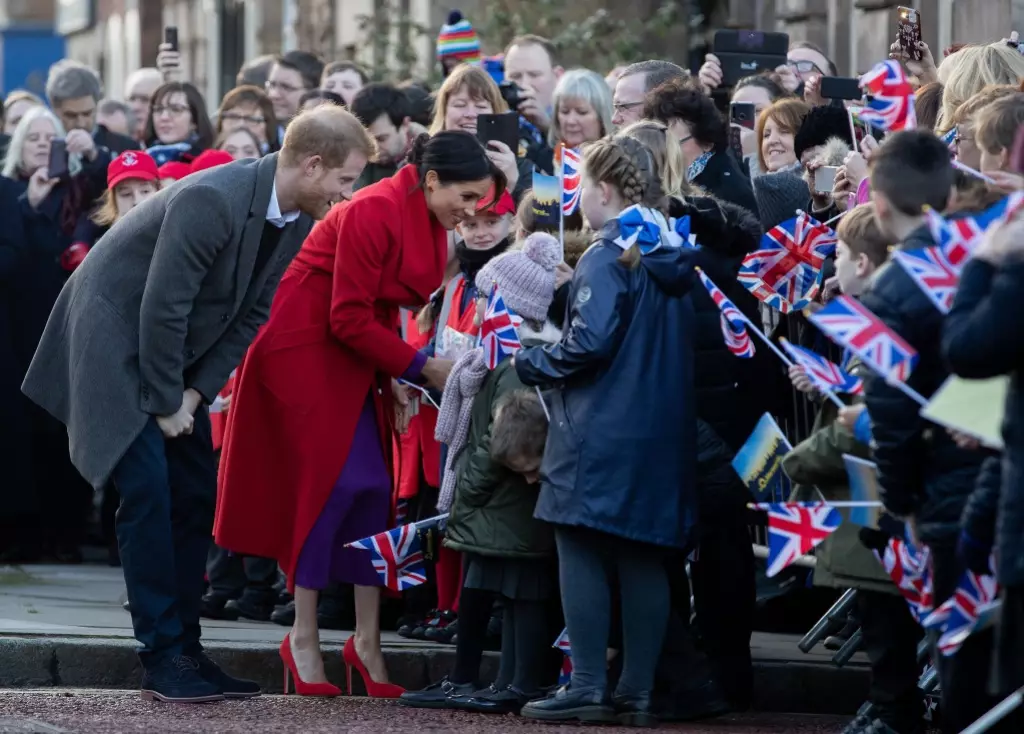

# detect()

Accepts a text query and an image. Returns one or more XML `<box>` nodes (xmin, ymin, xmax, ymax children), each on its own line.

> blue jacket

<box><xmin>514</xmin><ymin>219</ymin><xmax>699</xmax><ymax>549</ymax></box>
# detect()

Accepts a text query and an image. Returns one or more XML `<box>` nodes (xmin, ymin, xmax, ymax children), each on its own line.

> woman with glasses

<box><xmin>216</xmin><ymin>85</ymin><xmax>279</xmax><ymax>154</ymax></box>
<box><xmin>143</xmin><ymin>81</ymin><xmax>215</xmax><ymax>166</ymax></box>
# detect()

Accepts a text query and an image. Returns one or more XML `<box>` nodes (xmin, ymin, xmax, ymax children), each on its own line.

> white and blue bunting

<box><xmin>613</xmin><ymin>206</ymin><xmax>698</xmax><ymax>255</ymax></box>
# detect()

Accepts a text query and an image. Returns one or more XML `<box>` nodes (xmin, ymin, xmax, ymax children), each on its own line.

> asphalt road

<box><xmin>0</xmin><ymin>690</ymin><xmax>848</xmax><ymax>734</ymax></box>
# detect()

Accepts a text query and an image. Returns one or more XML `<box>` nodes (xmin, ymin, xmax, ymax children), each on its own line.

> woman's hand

<box><xmin>391</xmin><ymin>379</ymin><xmax>413</xmax><ymax>434</ymax></box>
<box><xmin>773</xmin><ymin>63</ymin><xmax>801</xmax><ymax>94</ymax></box>
<box><xmin>831</xmin><ymin>165</ymin><xmax>854</xmax><ymax>211</ymax></box>
<box><xmin>889</xmin><ymin>39</ymin><xmax>939</xmax><ymax>85</ymax></box>
<box><xmin>27</xmin><ymin>167</ymin><xmax>59</xmax><ymax>210</ymax></box>
<box><xmin>555</xmin><ymin>262</ymin><xmax>573</xmax><ymax>289</ymax></box>
<box><xmin>421</xmin><ymin>357</ymin><xmax>454</xmax><ymax>391</ymax></box>
<box><xmin>805</xmin><ymin>159</ymin><xmax>833</xmax><ymax>210</ymax></box>
<box><xmin>803</xmin><ymin>74</ymin><xmax>825</xmax><ymax>107</ymax></box>
<box><xmin>859</xmin><ymin>134</ymin><xmax>880</xmax><ymax>162</ymax></box>
<box><xmin>697</xmin><ymin>54</ymin><xmax>723</xmax><ymax>95</ymax></box>
<box><xmin>485</xmin><ymin>140</ymin><xmax>518</xmax><ymax>194</ymax></box>
<box><xmin>843</xmin><ymin>151</ymin><xmax>869</xmax><ymax>190</ymax></box>
<box><xmin>986</xmin><ymin>170</ymin><xmax>1024</xmax><ymax>194</ymax></box>
<box><xmin>973</xmin><ymin>214</ymin><xmax>1024</xmax><ymax>265</ymax></box>
<box><xmin>156</xmin><ymin>43</ymin><xmax>184</xmax><ymax>82</ymax></box>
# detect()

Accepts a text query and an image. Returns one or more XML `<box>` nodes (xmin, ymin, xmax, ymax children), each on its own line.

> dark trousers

<box><xmin>929</xmin><ymin>542</ymin><xmax>1003</xmax><ymax>734</ymax></box>
<box><xmin>856</xmin><ymin>589</ymin><xmax>923</xmax><ymax>728</ymax></box>
<box><xmin>206</xmin><ymin>544</ymin><xmax>278</xmax><ymax>603</ymax></box>
<box><xmin>111</xmin><ymin>411</ymin><xmax>217</xmax><ymax>665</ymax></box>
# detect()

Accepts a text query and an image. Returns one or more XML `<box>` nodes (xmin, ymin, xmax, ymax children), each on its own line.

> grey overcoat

<box><xmin>21</xmin><ymin>153</ymin><xmax>313</xmax><ymax>489</ymax></box>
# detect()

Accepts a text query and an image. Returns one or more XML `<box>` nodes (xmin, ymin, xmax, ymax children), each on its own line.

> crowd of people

<box><xmin>3</xmin><ymin>6</ymin><xmax>1024</xmax><ymax>733</ymax></box>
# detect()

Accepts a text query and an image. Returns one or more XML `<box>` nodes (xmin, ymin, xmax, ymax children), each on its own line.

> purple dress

<box><xmin>293</xmin><ymin>353</ymin><xmax>427</xmax><ymax>590</ymax></box>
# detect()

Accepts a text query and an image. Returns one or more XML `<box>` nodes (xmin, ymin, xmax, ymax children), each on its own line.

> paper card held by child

<box><xmin>732</xmin><ymin>413</ymin><xmax>792</xmax><ymax>503</ymax></box>
<box><xmin>919</xmin><ymin>375</ymin><xmax>1008</xmax><ymax>451</ymax></box>
<box><xmin>531</xmin><ymin>170</ymin><xmax>560</xmax><ymax>226</ymax></box>
<box><xmin>842</xmin><ymin>454</ymin><xmax>882</xmax><ymax>528</ymax></box>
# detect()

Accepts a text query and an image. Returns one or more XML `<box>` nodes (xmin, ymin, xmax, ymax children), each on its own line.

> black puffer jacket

<box><xmin>943</xmin><ymin>255</ymin><xmax>1024</xmax><ymax>585</ymax></box>
<box><xmin>670</xmin><ymin>195</ymin><xmax>774</xmax><ymax>451</ymax></box>
<box><xmin>860</xmin><ymin>225</ymin><xmax>985</xmax><ymax>544</ymax></box>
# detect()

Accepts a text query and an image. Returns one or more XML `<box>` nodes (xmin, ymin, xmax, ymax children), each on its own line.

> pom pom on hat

<box><xmin>475</xmin><ymin>232</ymin><xmax>561</xmax><ymax>322</ymax></box>
<box><xmin>437</xmin><ymin>9</ymin><xmax>481</xmax><ymax>66</ymax></box>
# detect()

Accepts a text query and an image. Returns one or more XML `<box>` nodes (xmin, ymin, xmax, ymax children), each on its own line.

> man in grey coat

<box><xmin>22</xmin><ymin>106</ymin><xmax>376</xmax><ymax>703</ymax></box>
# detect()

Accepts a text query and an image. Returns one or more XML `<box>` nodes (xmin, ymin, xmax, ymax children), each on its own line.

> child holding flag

<box><xmin>514</xmin><ymin>136</ymin><xmax>698</xmax><ymax>727</ymax></box>
<box><xmin>400</xmin><ymin>232</ymin><xmax>562</xmax><ymax>712</ymax></box>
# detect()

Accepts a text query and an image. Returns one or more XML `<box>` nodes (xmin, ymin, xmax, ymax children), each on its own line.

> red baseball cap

<box><xmin>476</xmin><ymin>185</ymin><xmax>515</xmax><ymax>216</ymax></box>
<box><xmin>107</xmin><ymin>150</ymin><xmax>158</xmax><ymax>189</ymax></box>
<box><xmin>190</xmin><ymin>149</ymin><xmax>235</xmax><ymax>174</ymax></box>
<box><xmin>158</xmin><ymin>161</ymin><xmax>191</xmax><ymax>181</ymax></box>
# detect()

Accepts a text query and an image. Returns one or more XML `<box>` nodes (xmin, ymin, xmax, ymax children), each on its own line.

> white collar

<box><xmin>266</xmin><ymin>180</ymin><xmax>300</xmax><ymax>228</ymax></box>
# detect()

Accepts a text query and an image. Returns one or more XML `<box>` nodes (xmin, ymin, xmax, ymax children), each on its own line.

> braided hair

<box><xmin>582</xmin><ymin>135</ymin><xmax>667</xmax><ymax>267</ymax></box>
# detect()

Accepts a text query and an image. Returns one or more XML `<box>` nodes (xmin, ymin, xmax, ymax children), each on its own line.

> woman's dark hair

<box><xmin>914</xmin><ymin>81</ymin><xmax>944</xmax><ymax>131</ymax></box>
<box><xmin>217</xmin><ymin>84</ymin><xmax>278</xmax><ymax>150</ymax></box>
<box><xmin>643</xmin><ymin>78</ymin><xmax>728</xmax><ymax>151</ymax></box>
<box><xmin>406</xmin><ymin>131</ymin><xmax>507</xmax><ymax>202</ymax></box>
<box><xmin>145</xmin><ymin>81</ymin><xmax>215</xmax><ymax>149</ymax></box>
<box><xmin>734</xmin><ymin>73</ymin><xmax>791</xmax><ymax>102</ymax></box>
<box><xmin>399</xmin><ymin>80</ymin><xmax>435</xmax><ymax>127</ymax></box>
<box><xmin>299</xmin><ymin>89</ymin><xmax>346</xmax><ymax>109</ymax></box>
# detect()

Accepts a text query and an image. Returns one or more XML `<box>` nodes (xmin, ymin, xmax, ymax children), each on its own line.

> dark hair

<box><xmin>490</xmin><ymin>390</ymin><xmax>548</xmax><ymax>467</ymax></box>
<box><xmin>276</xmin><ymin>50</ymin><xmax>325</xmax><ymax>90</ymax></box>
<box><xmin>869</xmin><ymin>130</ymin><xmax>955</xmax><ymax>216</ymax></box>
<box><xmin>145</xmin><ymin>81</ymin><xmax>215</xmax><ymax>149</ymax></box>
<box><xmin>505</xmin><ymin>34</ymin><xmax>560</xmax><ymax>68</ymax></box>
<box><xmin>644</xmin><ymin>78</ymin><xmax>727</xmax><ymax>150</ymax></box>
<box><xmin>299</xmin><ymin>89</ymin><xmax>346</xmax><ymax>109</ymax></box>
<box><xmin>236</xmin><ymin>54</ymin><xmax>276</xmax><ymax>88</ymax></box>
<box><xmin>350</xmin><ymin>83</ymin><xmax>411</xmax><ymax>129</ymax></box>
<box><xmin>322</xmin><ymin>60</ymin><xmax>369</xmax><ymax>86</ymax></box>
<box><xmin>217</xmin><ymin>85</ymin><xmax>278</xmax><ymax>152</ymax></box>
<box><xmin>621</xmin><ymin>59</ymin><xmax>689</xmax><ymax>93</ymax></box>
<box><xmin>734</xmin><ymin>73</ymin><xmax>791</xmax><ymax>102</ymax></box>
<box><xmin>399</xmin><ymin>81</ymin><xmax>435</xmax><ymax>127</ymax></box>
<box><xmin>914</xmin><ymin>82</ymin><xmax>944</xmax><ymax>132</ymax></box>
<box><xmin>789</xmin><ymin>41</ymin><xmax>838</xmax><ymax>76</ymax></box>
<box><xmin>406</xmin><ymin>131</ymin><xmax>507</xmax><ymax>197</ymax></box>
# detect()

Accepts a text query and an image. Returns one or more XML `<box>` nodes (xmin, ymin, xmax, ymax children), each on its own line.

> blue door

<box><xmin>2</xmin><ymin>29</ymin><xmax>66</xmax><ymax>97</ymax></box>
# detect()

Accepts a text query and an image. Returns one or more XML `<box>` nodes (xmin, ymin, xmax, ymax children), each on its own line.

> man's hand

<box><xmin>773</xmin><ymin>63</ymin><xmax>801</xmax><ymax>94</ymax></box>
<box><xmin>156</xmin><ymin>43</ymin><xmax>184</xmax><ymax>82</ymax></box>
<box><xmin>156</xmin><ymin>389</ymin><xmax>204</xmax><ymax>439</ymax></box>
<box><xmin>27</xmin><ymin>167</ymin><xmax>60</xmax><ymax>210</ymax></box>
<box><xmin>182</xmin><ymin>387</ymin><xmax>203</xmax><ymax>415</ymax></box>
<box><xmin>65</xmin><ymin>129</ymin><xmax>97</xmax><ymax>161</ymax></box>
<box><xmin>515</xmin><ymin>88</ymin><xmax>551</xmax><ymax>133</ymax></box>
<box><xmin>788</xmin><ymin>365</ymin><xmax>817</xmax><ymax>395</ymax></box>
<box><xmin>697</xmin><ymin>54</ymin><xmax>723</xmax><ymax>95</ymax></box>
<box><xmin>421</xmin><ymin>357</ymin><xmax>454</xmax><ymax>391</ymax></box>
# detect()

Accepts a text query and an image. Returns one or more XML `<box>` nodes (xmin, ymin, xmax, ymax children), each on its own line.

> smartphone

<box><xmin>475</xmin><ymin>113</ymin><xmax>519</xmax><ymax>153</ymax></box>
<box><xmin>729</xmin><ymin>101</ymin><xmax>757</xmax><ymax>131</ymax></box>
<box><xmin>820</xmin><ymin>76</ymin><xmax>862</xmax><ymax>101</ymax></box>
<box><xmin>164</xmin><ymin>26</ymin><xmax>179</xmax><ymax>52</ymax></box>
<box><xmin>713</xmin><ymin>29</ymin><xmax>789</xmax><ymax>87</ymax></box>
<box><xmin>814</xmin><ymin>166</ymin><xmax>838</xmax><ymax>194</ymax></box>
<box><xmin>47</xmin><ymin>138</ymin><xmax>69</xmax><ymax>179</ymax></box>
<box><xmin>728</xmin><ymin>126</ymin><xmax>744</xmax><ymax>162</ymax></box>
<box><xmin>897</xmin><ymin>6</ymin><xmax>922</xmax><ymax>61</ymax></box>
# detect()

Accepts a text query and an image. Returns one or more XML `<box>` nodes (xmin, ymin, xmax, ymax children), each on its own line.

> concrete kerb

<box><xmin>0</xmin><ymin>636</ymin><xmax>868</xmax><ymax>714</ymax></box>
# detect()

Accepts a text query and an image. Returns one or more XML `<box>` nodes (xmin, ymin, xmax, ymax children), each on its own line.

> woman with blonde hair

<box><xmin>936</xmin><ymin>43</ymin><xmax>1024</xmax><ymax>130</ymax></box>
<box><xmin>616</xmin><ymin>119</ymin><xmax>690</xmax><ymax>199</ymax></box>
<box><xmin>549</xmin><ymin>69</ymin><xmax>613</xmax><ymax>150</ymax></box>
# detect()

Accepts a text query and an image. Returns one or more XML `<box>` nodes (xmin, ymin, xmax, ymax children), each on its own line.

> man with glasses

<box><xmin>266</xmin><ymin>51</ymin><xmax>324</xmax><ymax>145</ymax></box>
<box><xmin>46</xmin><ymin>60</ymin><xmax>139</xmax><ymax>158</ymax></box>
<box><xmin>611</xmin><ymin>59</ymin><xmax>689</xmax><ymax>129</ymax></box>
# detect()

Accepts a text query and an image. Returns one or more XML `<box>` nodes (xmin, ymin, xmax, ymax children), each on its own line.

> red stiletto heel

<box><xmin>342</xmin><ymin>637</ymin><xmax>405</xmax><ymax>698</ymax></box>
<box><xmin>279</xmin><ymin>633</ymin><xmax>341</xmax><ymax>697</ymax></box>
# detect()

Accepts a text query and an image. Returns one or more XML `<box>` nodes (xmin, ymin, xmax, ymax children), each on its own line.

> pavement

<box><xmin>0</xmin><ymin>565</ymin><xmax>870</xmax><ymax>718</ymax></box>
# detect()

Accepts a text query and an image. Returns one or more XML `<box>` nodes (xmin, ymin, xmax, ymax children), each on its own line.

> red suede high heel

<box><xmin>279</xmin><ymin>633</ymin><xmax>341</xmax><ymax>697</ymax></box>
<box><xmin>342</xmin><ymin>637</ymin><xmax>405</xmax><ymax>698</ymax></box>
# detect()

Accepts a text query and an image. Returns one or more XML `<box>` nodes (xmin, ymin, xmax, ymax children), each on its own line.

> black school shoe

<box><xmin>399</xmin><ymin>677</ymin><xmax>475</xmax><ymax>708</ymax></box>
<box><xmin>190</xmin><ymin>650</ymin><xmax>261</xmax><ymax>699</ymax></box>
<box><xmin>520</xmin><ymin>685</ymin><xmax>617</xmax><ymax>723</ymax></box>
<box><xmin>224</xmin><ymin>594</ymin><xmax>273</xmax><ymax>622</ymax></box>
<box><xmin>614</xmin><ymin>692</ymin><xmax>658</xmax><ymax>728</ymax></box>
<box><xmin>451</xmin><ymin>684</ymin><xmax>539</xmax><ymax>715</ymax></box>
<box><xmin>140</xmin><ymin>655</ymin><xmax>224</xmax><ymax>703</ymax></box>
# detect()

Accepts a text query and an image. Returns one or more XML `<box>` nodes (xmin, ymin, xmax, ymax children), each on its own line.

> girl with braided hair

<box><xmin>514</xmin><ymin>135</ymin><xmax>700</xmax><ymax>727</ymax></box>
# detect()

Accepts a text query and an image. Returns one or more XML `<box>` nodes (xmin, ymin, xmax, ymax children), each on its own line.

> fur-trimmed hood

<box><xmin>669</xmin><ymin>194</ymin><xmax>762</xmax><ymax>259</ymax></box>
<box><xmin>562</xmin><ymin>227</ymin><xmax>594</xmax><ymax>269</ymax></box>
<box><xmin>802</xmin><ymin>136</ymin><xmax>852</xmax><ymax>193</ymax></box>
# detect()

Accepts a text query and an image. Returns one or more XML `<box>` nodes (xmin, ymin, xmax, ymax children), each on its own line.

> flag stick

<box><xmin>891</xmin><ymin>377</ymin><xmax>929</xmax><ymax>407</ymax></box>
<box><xmin>822</xmin><ymin>210</ymin><xmax>846</xmax><ymax>227</ymax></box>
<box><xmin>398</xmin><ymin>379</ymin><xmax>440</xmax><ymax>409</ymax></box>
<box><xmin>777</xmin><ymin>337</ymin><xmax>849</xmax><ymax>409</ymax></box>
<box><xmin>535</xmin><ymin>386</ymin><xmax>551</xmax><ymax>422</ymax></box>
<box><xmin>847</xmin><ymin>107</ymin><xmax>858</xmax><ymax>154</ymax></box>
<box><xmin>952</xmin><ymin>159</ymin><xmax>996</xmax><ymax>184</ymax></box>
<box><xmin>749</xmin><ymin>500</ymin><xmax>882</xmax><ymax>510</ymax></box>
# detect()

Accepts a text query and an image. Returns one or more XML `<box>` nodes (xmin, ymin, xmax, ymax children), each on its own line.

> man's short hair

<box><xmin>279</xmin><ymin>105</ymin><xmax>377</xmax><ymax>169</ymax></box>
<box><xmin>490</xmin><ymin>390</ymin><xmax>548</xmax><ymax>467</ymax></box>
<box><xmin>869</xmin><ymin>130</ymin><xmax>954</xmax><ymax>216</ymax></box>
<box><xmin>620</xmin><ymin>59</ymin><xmax>688</xmax><ymax>93</ymax></box>
<box><xmin>46</xmin><ymin>60</ymin><xmax>103</xmax><ymax>106</ymax></box>
<box><xmin>98</xmin><ymin>98</ymin><xmax>134</xmax><ymax>128</ymax></box>
<box><xmin>275</xmin><ymin>50</ymin><xmax>325</xmax><ymax>90</ymax></box>
<box><xmin>504</xmin><ymin>34</ymin><xmax>559</xmax><ymax>67</ymax></box>
<box><xmin>835</xmin><ymin>203</ymin><xmax>890</xmax><ymax>267</ymax></box>
<box><xmin>236</xmin><ymin>54</ymin><xmax>276</xmax><ymax>88</ymax></box>
<box><xmin>350</xmin><ymin>83</ymin><xmax>412</xmax><ymax>130</ymax></box>
<box><xmin>975</xmin><ymin>93</ymin><xmax>1024</xmax><ymax>154</ymax></box>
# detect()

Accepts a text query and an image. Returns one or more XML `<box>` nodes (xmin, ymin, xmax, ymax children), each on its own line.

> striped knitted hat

<box><xmin>436</xmin><ymin>10</ymin><xmax>481</xmax><ymax>66</ymax></box>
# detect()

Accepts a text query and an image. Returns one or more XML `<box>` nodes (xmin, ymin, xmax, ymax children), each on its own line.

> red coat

<box><xmin>214</xmin><ymin>165</ymin><xmax>447</xmax><ymax>584</ymax></box>
<box><xmin>393</xmin><ymin>310</ymin><xmax>440</xmax><ymax>500</ymax></box>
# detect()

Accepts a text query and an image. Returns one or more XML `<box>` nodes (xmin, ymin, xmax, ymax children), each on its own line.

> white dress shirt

<box><xmin>266</xmin><ymin>180</ymin><xmax>300</xmax><ymax>228</ymax></box>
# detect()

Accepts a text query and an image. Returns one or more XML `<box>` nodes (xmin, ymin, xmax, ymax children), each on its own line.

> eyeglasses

<box><xmin>954</xmin><ymin>135</ymin><xmax>974</xmax><ymax>147</ymax></box>
<box><xmin>221</xmin><ymin>112</ymin><xmax>266</xmax><ymax>125</ymax></box>
<box><xmin>266</xmin><ymin>80</ymin><xmax>302</xmax><ymax>95</ymax></box>
<box><xmin>612</xmin><ymin>101</ymin><xmax>644</xmax><ymax>114</ymax></box>
<box><xmin>153</xmin><ymin>104</ymin><xmax>190</xmax><ymax>117</ymax></box>
<box><xmin>787</xmin><ymin>60</ymin><xmax>825</xmax><ymax>75</ymax></box>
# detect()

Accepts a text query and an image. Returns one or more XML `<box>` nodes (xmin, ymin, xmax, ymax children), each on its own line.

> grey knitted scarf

<box><xmin>434</xmin><ymin>347</ymin><xmax>490</xmax><ymax>512</ymax></box>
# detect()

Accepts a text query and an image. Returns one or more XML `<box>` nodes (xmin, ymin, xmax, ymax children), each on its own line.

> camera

<box><xmin>499</xmin><ymin>81</ymin><xmax>523</xmax><ymax>111</ymax></box>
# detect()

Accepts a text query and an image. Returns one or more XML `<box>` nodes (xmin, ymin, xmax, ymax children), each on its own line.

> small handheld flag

<box><xmin>780</xmin><ymin>338</ymin><xmax>863</xmax><ymax>395</ymax></box>
<box><xmin>559</xmin><ymin>146</ymin><xmax>582</xmax><ymax>216</ymax></box>
<box><xmin>858</xmin><ymin>60</ymin><xmax>916</xmax><ymax>131</ymax></box>
<box><xmin>698</xmin><ymin>270</ymin><xmax>755</xmax><ymax>358</ymax></box>
<box><xmin>480</xmin><ymin>286</ymin><xmax>522</xmax><ymax>369</ymax></box>
<box><xmin>761</xmin><ymin>503</ymin><xmax>842</xmax><ymax>577</ymax></box>
<box><xmin>347</xmin><ymin>525</ymin><xmax>428</xmax><ymax>591</ymax></box>
<box><xmin>875</xmin><ymin>536</ymin><xmax>933</xmax><ymax>624</ymax></box>
<box><xmin>922</xmin><ymin>567</ymin><xmax>999</xmax><ymax>656</ymax></box>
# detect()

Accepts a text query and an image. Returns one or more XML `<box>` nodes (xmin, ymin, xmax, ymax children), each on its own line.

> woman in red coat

<box><xmin>215</xmin><ymin>131</ymin><xmax>504</xmax><ymax>697</ymax></box>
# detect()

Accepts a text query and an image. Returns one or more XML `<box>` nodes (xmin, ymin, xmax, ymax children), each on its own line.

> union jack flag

<box><xmin>560</xmin><ymin>145</ymin><xmax>582</xmax><ymax>216</ymax></box>
<box><xmin>808</xmin><ymin>295</ymin><xmax>918</xmax><ymax>383</ymax></box>
<box><xmin>922</xmin><ymin>568</ymin><xmax>999</xmax><ymax>656</ymax></box>
<box><xmin>740</xmin><ymin>212</ymin><xmax>836</xmax><ymax>308</ymax></box>
<box><xmin>553</xmin><ymin>629</ymin><xmax>572</xmax><ymax>685</ymax></box>
<box><xmin>761</xmin><ymin>503</ymin><xmax>842</xmax><ymax>578</ymax></box>
<box><xmin>699</xmin><ymin>271</ymin><xmax>755</xmax><ymax>358</ymax></box>
<box><xmin>942</xmin><ymin>126</ymin><xmax>957</xmax><ymax>153</ymax></box>
<box><xmin>858</xmin><ymin>60</ymin><xmax>916</xmax><ymax>131</ymax></box>
<box><xmin>737</xmin><ymin>272</ymin><xmax>794</xmax><ymax>314</ymax></box>
<box><xmin>892</xmin><ymin>246</ymin><xmax>960</xmax><ymax>314</ymax></box>
<box><xmin>780</xmin><ymin>338</ymin><xmax>863</xmax><ymax>395</ymax></box>
<box><xmin>347</xmin><ymin>524</ymin><xmax>428</xmax><ymax>591</ymax></box>
<box><xmin>927</xmin><ymin>192</ymin><xmax>1024</xmax><ymax>271</ymax></box>
<box><xmin>875</xmin><ymin>536</ymin><xmax>933</xmax><ymax>623</ymax></box>
<box><xmin>480</xmin><ymin>286</ymin><xmax>522</xmax><ymax>369</ymax></box>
